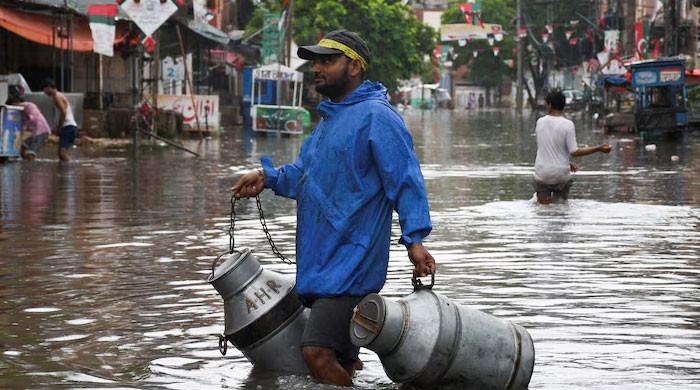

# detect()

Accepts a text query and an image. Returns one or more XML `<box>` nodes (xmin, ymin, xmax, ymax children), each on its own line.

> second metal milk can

<box><xmin>350</xmin><ymin>280</ymin><xmax>535</xmax><ymax>389</ymax></box>
<box><xmin>208</xmin><ymin>248</ymin><xmax>309</xmax><ymax>373</ymax></box>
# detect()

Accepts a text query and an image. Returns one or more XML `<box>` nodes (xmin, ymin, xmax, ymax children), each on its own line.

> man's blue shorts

<box><xmin>59</xmin><ymin>125</ymin><xmax>79</xmax><ymax>149</ymax></box>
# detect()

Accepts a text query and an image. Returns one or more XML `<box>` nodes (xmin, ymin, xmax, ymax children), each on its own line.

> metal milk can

<box><xmin>208</xmin><ymin>248</ymin><xmax>309</xmax><ymax>373</ymax></box>
<box><xmin>350</xmin><ymin>277</ymin><xmax>535</xmax><ymax>389</ymax></box>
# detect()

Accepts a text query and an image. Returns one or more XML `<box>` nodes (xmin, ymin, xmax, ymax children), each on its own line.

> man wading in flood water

<box><xmin>533</xmin><ymin>90</ymin><xmax>612</xmax><ymax>204</ymax></box>
<box><xmin>42</xmin><ymin>79</ymin><xmax>79</xmax><ymax>162</ymax></box>
<box><xmin>231</xmin><ymin>30</ymin><xmax>436</xmax><ymax>386</ymax></box>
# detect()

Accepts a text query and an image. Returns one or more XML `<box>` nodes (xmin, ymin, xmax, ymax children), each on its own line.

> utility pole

<box><xmin>516</xmin><ymin>0</ymin><xmax>523</xmax><ymax>110</ymax></box>
<box><xmin>670</xmin><ymin>0</ymin><xmax>678</xmax><ymax>56</ymax></box>
<box><xmin>286</xmin><ymin>0</ymin><xmax>293</xmax><ymax>67</ymax></box>
<box><xmin>665</xmin><ymin>0</ymin><xmax>678</xmax><ymax>56</ymax></box>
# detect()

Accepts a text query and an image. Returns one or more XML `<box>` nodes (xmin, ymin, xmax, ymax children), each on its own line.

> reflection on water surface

<box><xmin>1</xmin><ymin>110</ymin><xmax>699</xmax><ymax>389</ymax></box>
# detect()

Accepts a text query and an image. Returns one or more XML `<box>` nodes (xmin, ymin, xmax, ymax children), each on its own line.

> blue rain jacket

<box><xmin>261</xmin><ymin>81</ymin><xmax>431</xmax><ymax>298</ymax></box>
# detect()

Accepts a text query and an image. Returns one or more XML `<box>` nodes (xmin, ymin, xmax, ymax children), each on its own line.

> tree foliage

<box><xmin>245</xmin><ymin>0</ymin><xmax>436</xmax><ymax>93</ymax></box>
<box><xmin>442</xmin><ymin>0</ymin><xmax>514</xmax><ymax>27</ymax></box>
<box><xmin>293</xmin><ymin>0</ymin><xmax>436</xmax><ymax>92</ymax></box>
<box><xmin>441</xmin><ymin>0</ymin><xmax>516</xmax><ymax>87</ymax></box>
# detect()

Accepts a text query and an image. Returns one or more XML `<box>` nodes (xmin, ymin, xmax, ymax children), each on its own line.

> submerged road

<box><xmin>1</xmin><ymin>109</ymin><xmax>699</xmax><ymax>389</ymax></box>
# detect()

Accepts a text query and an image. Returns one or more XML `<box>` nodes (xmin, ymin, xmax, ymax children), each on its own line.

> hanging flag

<box><xmin>142</xmin><ymin>35</ymin><xmax>156</xmax><ymax>54</ymax></box>
<box><xmin>651</xmin><ymin>39</ymin><xmax>660</xmax><ymax>58</ymax></box>
<box><xmin>518</xmin><ymin>27</ymin><xmax>527</xmax><ymax>39</ymax></box>
<box><xmin>193</xmin><ymin>0</ymin><xmax>209</xmax><ymax>25</ymax></box>
<box><xmin>472</xmin><ymin>1</ymin><xmax>483</xmax><ymax>27</ymax></box>
<box><xmin>459</xmin><ymin>1</ymin><xmax>484</xmax><ymax>26</ymax></box>
<box><xmin>604</xmin><ymin>30</ymin><xmax>620</xmax><ymax>54</ymax></box>
<box><xmin>87</xmin><ymin>4</ymin><xmax>118</xmax><ymax>56</ymax></box>
<box><xmin>635</xmin><ymin>20</ymin><xmax>649</xmax><ymax>59</ymax></box>
<box><xmin>459</xmin><ymin>3</ymin><xmax>473</xmax><ymax>25</ymax></box>
<box><xmin>492</xmin><ymin>46</ymin><xmax>499</xmax><ymax>56</ymax></box>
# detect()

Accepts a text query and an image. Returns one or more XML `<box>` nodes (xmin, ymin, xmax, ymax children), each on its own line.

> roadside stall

<box><xmin>251</xmin><ymin>63</ymin><xmax>308</xmax><ymax>135</ymax></box>
<box><xmin>630</xmin><ymin>58</ymin><xmax>688</xmax><ymax>136</ymax></box>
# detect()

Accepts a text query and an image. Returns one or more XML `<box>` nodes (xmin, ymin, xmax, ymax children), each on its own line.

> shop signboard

<box><xmin>252</xmin><ymin>105</ymin><xmax>307</xmax><ymax>134</ymax></box>
<box><xmin>157</xmin><ymin>95</ymin><xmax>219</xmax><ymax>131</ymax></box>
<box><xmin>262</xmin><ymin>12</ymin><xmax>281</xmax><ymax>65</ymax></box>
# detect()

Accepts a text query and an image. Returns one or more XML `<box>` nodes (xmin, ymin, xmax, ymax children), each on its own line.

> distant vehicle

<box><xmin>409</xmin><ymin>84</ymin><xmax>452</xmax><ymax>109</ymax></box>
<box><xmin>435</xmin><ymin>88</ymin><xmax>452</xmax><ymax>108</ymax></box>
<box><xmin>562</xmin><ymin>89</ymin><xmax>585</xmax><ymax>110</ymax></box>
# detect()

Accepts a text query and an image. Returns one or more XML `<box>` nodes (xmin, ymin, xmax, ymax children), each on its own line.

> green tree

<box><xmin>441</xmin><ymin>1</ymin><xmax>516</xmax><ymax>102</ymax></box>
<box><xmin>245</xmin><ymin>0</ymin><xmax>436</xmax><ymax>93</ymax></box>
<box><xmin>442</xmin><ymin>0</ymin><xmax>515</xmax><ymax>27</ymax></box>
<box><xmin>516</xmin><ymin>1</ymin><xmax>595</xmax><ymax>107</ymax></box>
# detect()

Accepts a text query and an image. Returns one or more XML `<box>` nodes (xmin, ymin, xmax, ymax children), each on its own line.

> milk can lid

<box><xmin>208</xmin><ymin>248</ymin><xmax>254</xmax><ymax>282</ymax></box>
<box><xmin>349</xmin><ymin>293</ymin><xmax>386</xmax><ymax>347</ymax></box>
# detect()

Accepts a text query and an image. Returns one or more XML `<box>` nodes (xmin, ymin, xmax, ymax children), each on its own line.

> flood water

<box><xmin>1</xmin><ymin>109</ymin><xmax>699</xmax><ymax>389</ymax></box>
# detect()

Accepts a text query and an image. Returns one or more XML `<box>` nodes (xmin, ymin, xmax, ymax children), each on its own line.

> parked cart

<box><xmin>250</xmin><ymin>63</ymin><xmax>309</xmax><ymax>135</ymax></box>
<box><xmin>630</xmin><ymin>58</ymin><xmax>688</xmax><ymax>137</ymax></box>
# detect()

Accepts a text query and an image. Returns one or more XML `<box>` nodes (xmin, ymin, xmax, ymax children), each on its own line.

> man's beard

<box><xmin>315</xmin><ymin>70</ymin><xmax>350</xmax><ymax>100</ymax></box>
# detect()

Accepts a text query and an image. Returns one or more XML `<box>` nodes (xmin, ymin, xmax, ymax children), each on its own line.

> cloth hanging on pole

<box><xmin>87</xmin><ymin>4</ymin><xmax>118</xmax><ymax>57</ymax></box>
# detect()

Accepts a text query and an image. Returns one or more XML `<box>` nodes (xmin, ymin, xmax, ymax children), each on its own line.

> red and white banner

<box><xmin>87</xmin><ymin>4</ymin><xmax>118</xmax><ymax>56</ymax></box>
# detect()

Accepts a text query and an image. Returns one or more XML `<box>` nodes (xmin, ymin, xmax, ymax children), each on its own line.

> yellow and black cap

<box><xmin>297</xmin><ymin>29</ymin><xmax>370</xmax><ymax>70</ymax></box>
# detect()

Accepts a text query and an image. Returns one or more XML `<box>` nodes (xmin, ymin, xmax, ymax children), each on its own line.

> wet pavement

<box><xmin>1</xmin><ymin>109</ymin><xmax>699</xmax><ymax>389</ymax></box>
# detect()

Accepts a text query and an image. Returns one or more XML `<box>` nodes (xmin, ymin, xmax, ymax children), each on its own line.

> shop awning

<box><xmin>0</xmin><ymin>5</ymin><xmax>126</xmax><ymax>52</ymax></box>
<box><xmin>15</xmin><ymin>0</ymin><xmax>130</xmax><ymax>19</ymax></box>
<box><xmin>603</xmin><ymin>76</ymin><xmax>628</xmax><ymax>86</ymax></box>
<box><xmin>208</xmin><ymin>49</ymin><xmax>243</xmax><ymax>70</ymax></box>
<box><xmin>686</xmin><ymin>70</ymin><xmax>700</xmax><ymax>86</ymax></box>
<box><xmin>187</xmin><ymin>20</ymin><xmax>230</xmax><ymax>45</ymax></box>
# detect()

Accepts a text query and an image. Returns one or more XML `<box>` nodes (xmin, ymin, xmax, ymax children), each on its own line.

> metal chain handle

<box><xmin>256</xmin><ymin>195</ymin><xmax>295</xmax><ymax>264</ymax></box>
<box><xmin>212</xmin><ymin>193</ymin><xmax>295</xmax><ymax>274</ymax></box>
<box><xmin>210</xmin><ymin>195</ymin><xmax>239</xmax><ymax>276</ymax></box>
<box><xmin>228</xmin><ymin>195</ymin><xmax>236</xmax><ymax>254</ymax></box>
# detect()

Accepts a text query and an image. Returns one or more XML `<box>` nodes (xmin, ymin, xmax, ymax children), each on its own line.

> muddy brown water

<box><xmin>1</xmin><ymin>109</ymin><xmax>699</xmax><ymax>389</ymax></box>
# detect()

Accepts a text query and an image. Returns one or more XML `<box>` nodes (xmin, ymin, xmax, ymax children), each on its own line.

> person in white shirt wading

<box><xmin>533</xmin><ymin>91</ymin><xmax>611</xmax><ymax>204</ymax></box>
<box><xmin>42</xmin><ymin>79</ymin><xmax>79</xmax><ymax>162</ymax></box>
